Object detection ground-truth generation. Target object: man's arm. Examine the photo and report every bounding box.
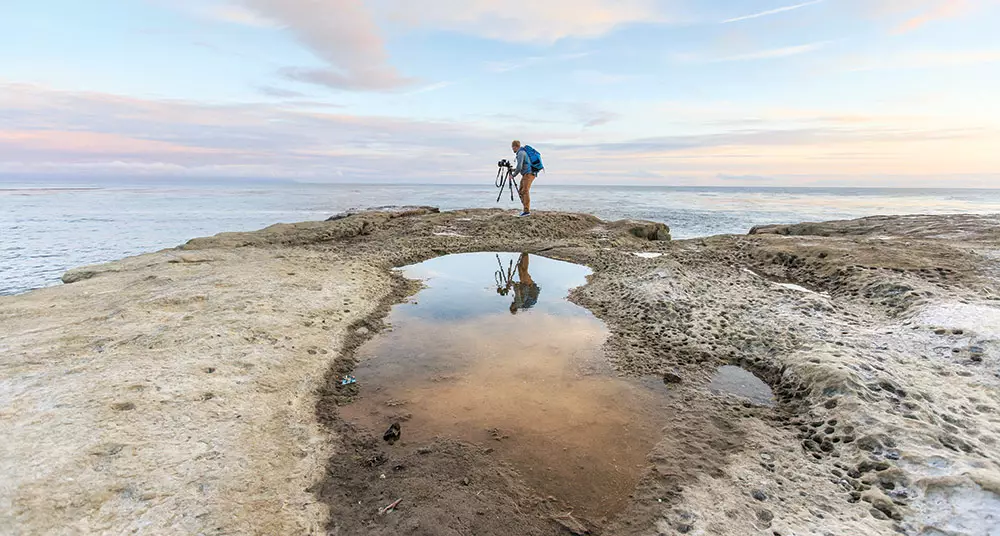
[512,149,526,177]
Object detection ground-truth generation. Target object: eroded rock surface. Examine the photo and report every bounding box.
[3,210,999,535]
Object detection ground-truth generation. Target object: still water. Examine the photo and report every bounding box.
[4,183,1000,295]
[341,252,673,518]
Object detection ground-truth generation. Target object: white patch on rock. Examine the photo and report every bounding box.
[633,252,663,259]
[774,282,819,295]
[912,476,1000,536]
[912,302,1000,340]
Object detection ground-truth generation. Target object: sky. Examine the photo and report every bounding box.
[1,0,999,187]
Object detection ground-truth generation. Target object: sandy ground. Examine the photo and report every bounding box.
[2,209,999,535]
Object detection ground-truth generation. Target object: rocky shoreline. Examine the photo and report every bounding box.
[2,209,999,535]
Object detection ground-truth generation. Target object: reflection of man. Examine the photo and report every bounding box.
[508,253,540,314]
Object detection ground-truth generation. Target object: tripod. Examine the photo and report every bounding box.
[495,163,521,203]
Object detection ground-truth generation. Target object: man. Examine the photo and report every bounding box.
[510,140,539,217]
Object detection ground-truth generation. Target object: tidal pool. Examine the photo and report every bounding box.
[341,252,672,518]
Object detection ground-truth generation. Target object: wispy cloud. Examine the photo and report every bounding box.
[722,0,825,23]
[256,86,306,98]
[573,69,633,85]
[405,81,454,95]
[533,99,621,129]
[239,0,416,91]
[845,49,1000,71]
[893,0,969,33]
[3,83,998,185]
[677,41,831,63]
[486,52,591,73]
[382,0,676,43]
[201,4,277,27]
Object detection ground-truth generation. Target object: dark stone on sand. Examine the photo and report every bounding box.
[870,508,889,521]
[383,422,401,445]
[756,509,774,522]
[626,222,671,241]
[62,269,99,284]
[752,489,768,501]
[662,373,683,384]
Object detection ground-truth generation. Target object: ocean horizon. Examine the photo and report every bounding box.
[4,181,1000,296]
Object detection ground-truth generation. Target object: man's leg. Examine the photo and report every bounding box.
[519,174,535,213]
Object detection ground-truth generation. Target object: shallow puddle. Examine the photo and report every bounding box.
[708,365,775,406]
[342,252,672,518]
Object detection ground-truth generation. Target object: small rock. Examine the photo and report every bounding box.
[383,422,401,445]
[934,328,947,335]
[870,508,889,520]
[551,513,590,535]
[461,477,470,486]
[756,509,774,522]
[953,329,964,335]
[752,489,768,501]
[662,373,683,384]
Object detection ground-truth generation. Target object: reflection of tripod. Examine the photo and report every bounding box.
[494,254,514,296]
[495,161,521,203]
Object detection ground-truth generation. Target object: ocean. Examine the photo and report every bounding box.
[3,182,1000,296]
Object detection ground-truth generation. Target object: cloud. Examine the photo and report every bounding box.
[240,0,416,91]
[532,100,621,129]
[405,81,455,95]
[892,0,970,33]
[201,4,277,27]
[722,0,825,23]
[555,126,991,154]
[845,49,1000,71]
[3,83,998,185]
[0,82,504,180]
[840,0,983,33]
[486,52,591,73]
[678,41,831,63]
[378,0,677,43]
[256,85,306,98]
[573,70,633,85]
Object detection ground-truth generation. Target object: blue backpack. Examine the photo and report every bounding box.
[522,145,544,174]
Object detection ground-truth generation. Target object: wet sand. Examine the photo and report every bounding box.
[2,209,999,535]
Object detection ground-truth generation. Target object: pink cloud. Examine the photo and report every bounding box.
[893,0,970,33]
[2,82,998,184]
[379,0,676,43]
[0,130,223,156]
[239,0,416,91]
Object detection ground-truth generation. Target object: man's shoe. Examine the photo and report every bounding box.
[518,211,531,217]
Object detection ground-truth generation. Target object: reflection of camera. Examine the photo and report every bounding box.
[498,159,512,169]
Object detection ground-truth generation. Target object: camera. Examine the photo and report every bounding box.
[498,159,512,169]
